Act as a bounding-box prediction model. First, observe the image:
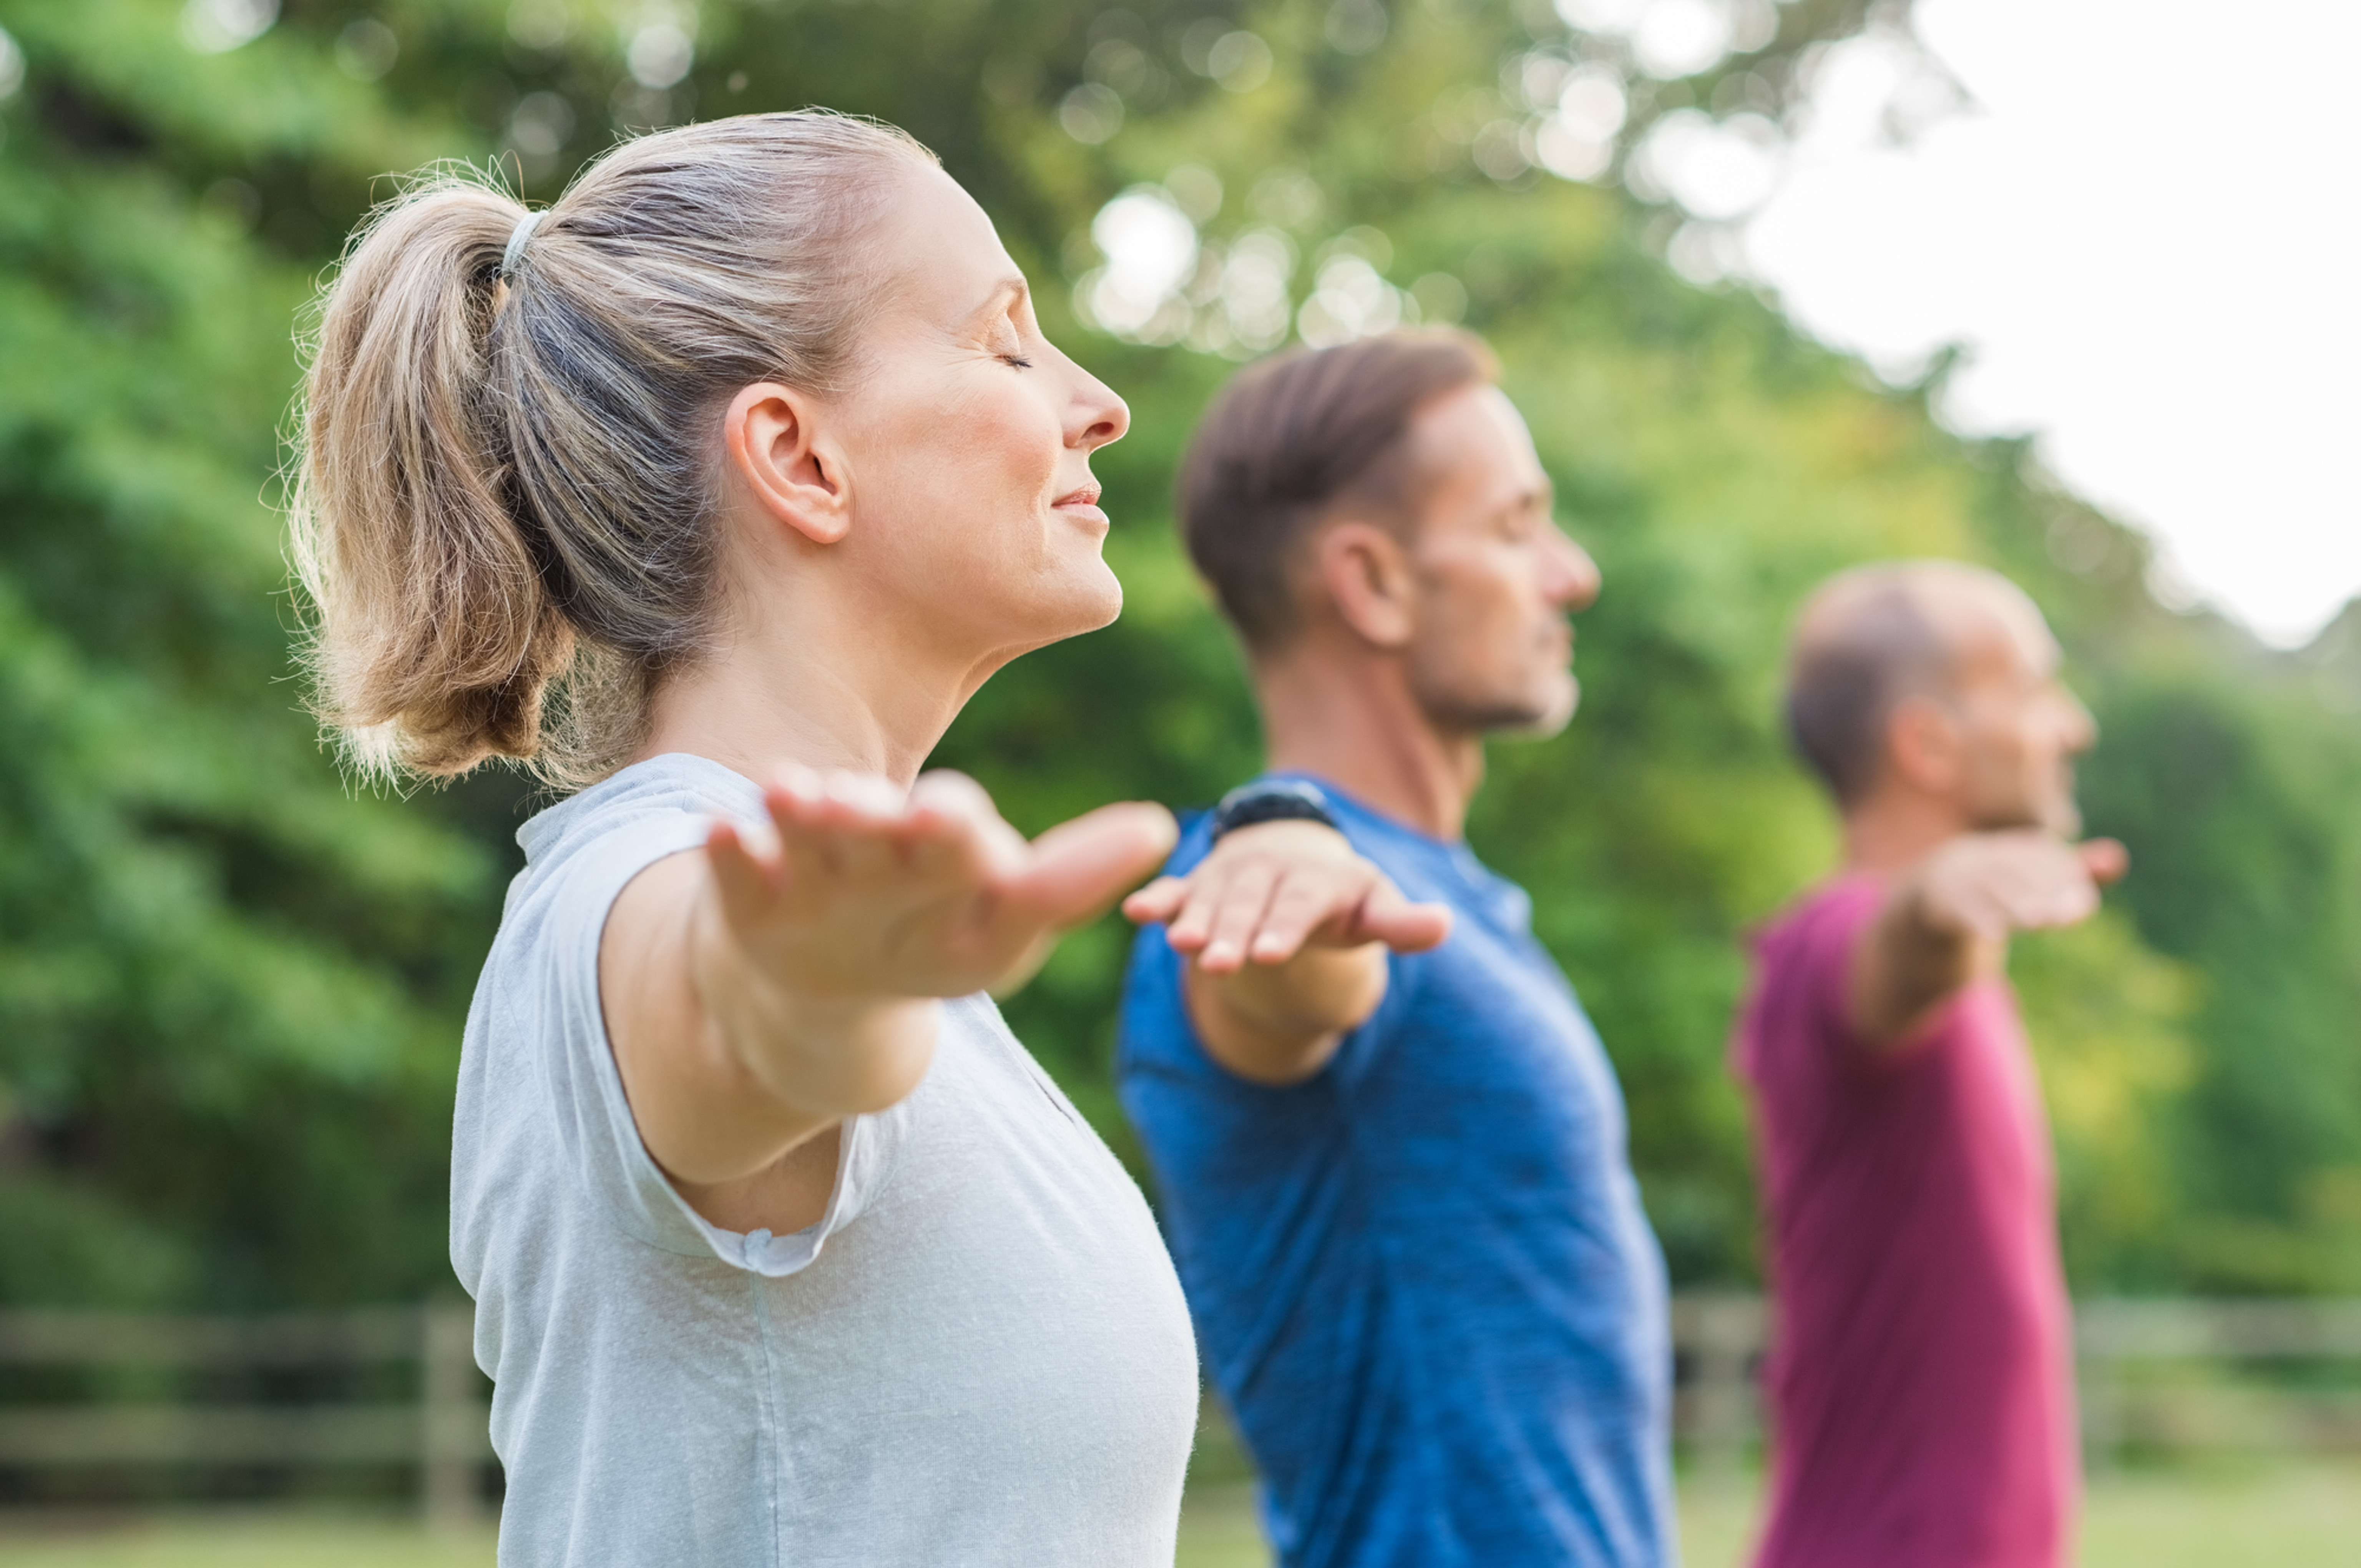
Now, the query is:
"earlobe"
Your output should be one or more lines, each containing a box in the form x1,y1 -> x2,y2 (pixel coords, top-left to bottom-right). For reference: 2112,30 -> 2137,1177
724,382 -> 852,547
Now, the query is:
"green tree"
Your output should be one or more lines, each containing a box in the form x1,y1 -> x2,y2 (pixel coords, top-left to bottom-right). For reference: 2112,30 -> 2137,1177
0,0 -> 496,1303
0,0 -> 2351,1310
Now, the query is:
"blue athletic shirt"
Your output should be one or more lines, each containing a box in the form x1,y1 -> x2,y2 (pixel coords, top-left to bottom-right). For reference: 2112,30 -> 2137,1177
1117,776 -> 1675,1568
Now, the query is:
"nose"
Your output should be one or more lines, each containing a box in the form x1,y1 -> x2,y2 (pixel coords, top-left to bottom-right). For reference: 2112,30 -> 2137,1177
1547,527 -> 1601,612
2061,688 -> 2097,753
1067,359 -> 1130,452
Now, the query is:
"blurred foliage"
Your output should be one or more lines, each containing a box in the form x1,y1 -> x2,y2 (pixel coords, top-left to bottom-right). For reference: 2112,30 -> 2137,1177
0,0 -> 2352,1308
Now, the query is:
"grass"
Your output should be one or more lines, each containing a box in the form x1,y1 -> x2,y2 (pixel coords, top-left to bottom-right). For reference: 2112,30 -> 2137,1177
0,1465 -> 2353,1566
1674,1462 -> 2361,1568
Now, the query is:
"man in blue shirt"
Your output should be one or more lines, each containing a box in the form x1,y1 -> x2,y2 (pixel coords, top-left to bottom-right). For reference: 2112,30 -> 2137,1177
1118,331 -> 1673,1568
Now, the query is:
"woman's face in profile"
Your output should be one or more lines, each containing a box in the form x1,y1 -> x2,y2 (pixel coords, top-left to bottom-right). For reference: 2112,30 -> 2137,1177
827,163 -> 1132,669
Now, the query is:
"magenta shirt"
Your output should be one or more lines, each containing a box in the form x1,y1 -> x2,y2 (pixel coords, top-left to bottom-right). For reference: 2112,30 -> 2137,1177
1732,876 -> 2076,1568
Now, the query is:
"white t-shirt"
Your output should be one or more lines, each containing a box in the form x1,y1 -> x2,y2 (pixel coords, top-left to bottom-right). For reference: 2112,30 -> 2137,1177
450,754 -> 1200,1566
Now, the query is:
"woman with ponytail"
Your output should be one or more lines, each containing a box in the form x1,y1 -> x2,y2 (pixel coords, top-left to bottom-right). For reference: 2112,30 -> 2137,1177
291,115 -> 1198,1564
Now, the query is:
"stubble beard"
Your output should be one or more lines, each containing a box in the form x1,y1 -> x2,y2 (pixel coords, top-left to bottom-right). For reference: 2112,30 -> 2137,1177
1966,770 -> 2082,839
1410,664 -> 1580,741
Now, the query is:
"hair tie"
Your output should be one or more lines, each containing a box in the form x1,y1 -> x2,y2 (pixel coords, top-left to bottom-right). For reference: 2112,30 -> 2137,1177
501,210 -> 543,279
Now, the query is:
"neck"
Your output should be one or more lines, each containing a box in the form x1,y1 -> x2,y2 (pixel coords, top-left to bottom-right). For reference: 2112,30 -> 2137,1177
1254,639 -> 1483,841
638,568 -> 996,792
1840,788 -> 1971,877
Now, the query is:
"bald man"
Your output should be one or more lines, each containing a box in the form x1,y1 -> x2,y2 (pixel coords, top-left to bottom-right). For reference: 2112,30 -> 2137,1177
1732,562 -> 2126,1568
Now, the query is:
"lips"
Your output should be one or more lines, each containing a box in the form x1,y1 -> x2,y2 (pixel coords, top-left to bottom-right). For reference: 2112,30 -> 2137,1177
1053,483 -> 1109,529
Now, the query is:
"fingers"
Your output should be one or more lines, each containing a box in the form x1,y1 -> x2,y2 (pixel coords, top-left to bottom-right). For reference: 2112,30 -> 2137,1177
1161,860 -> 1320,968
1247,875 -> 1346,966
1347,885 -> 1454,953
1195,863 -> 1281,972
704,819 -> 779,929
1127,823 -> 1449,971
2005,876 -> 2099,931
757,766 -> 1026,897
1971,839 -> 2102,932
1928,829 -> 2127,940
1160,866 -> 1230,956
907,770 -> 1029,885
1000,802 -> 1180,933
2079,837 -> 2129,884
1122,875 -> 1190,926
761,765 -> 909,888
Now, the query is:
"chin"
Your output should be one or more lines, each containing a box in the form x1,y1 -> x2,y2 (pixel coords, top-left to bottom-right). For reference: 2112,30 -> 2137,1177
1436,676 -> 1578,740
1514,674 -> 1581,739
1076,562 -> 1124,630
1503,693 -> 1577,741
1031,564 -> 1124,642
1973,801 -> 2079,837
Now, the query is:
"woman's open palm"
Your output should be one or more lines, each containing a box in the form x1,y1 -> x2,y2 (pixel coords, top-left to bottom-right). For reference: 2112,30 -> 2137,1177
706,767 -> 1177,1003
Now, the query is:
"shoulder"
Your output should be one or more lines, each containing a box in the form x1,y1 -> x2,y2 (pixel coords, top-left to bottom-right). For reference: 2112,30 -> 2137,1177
1756,875 -> 1885,972
506,755 -> 762,928
1737,876 -> 1888,1070
520,754 -> 765,879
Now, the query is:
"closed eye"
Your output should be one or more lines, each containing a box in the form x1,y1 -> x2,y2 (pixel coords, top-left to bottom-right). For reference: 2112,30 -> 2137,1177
1000,352 -> 1036,369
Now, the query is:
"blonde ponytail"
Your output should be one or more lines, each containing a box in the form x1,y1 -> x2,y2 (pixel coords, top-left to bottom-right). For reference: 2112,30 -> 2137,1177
289,114 -> 936,787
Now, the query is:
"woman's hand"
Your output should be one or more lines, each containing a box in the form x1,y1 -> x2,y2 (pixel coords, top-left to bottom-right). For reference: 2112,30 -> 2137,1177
1124,821 -> 1450,1085
706,766 -> 1174,1018
606,768 -> 1174,1204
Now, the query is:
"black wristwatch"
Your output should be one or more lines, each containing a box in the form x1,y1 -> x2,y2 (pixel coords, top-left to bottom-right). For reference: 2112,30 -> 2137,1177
1209,779 -> 1340,842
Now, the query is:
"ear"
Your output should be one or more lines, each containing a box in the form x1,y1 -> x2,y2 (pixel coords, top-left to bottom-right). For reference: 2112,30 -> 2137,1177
1884,694 -> 1964,796
723,382 -> 852,546
1312,521 -> 1419,650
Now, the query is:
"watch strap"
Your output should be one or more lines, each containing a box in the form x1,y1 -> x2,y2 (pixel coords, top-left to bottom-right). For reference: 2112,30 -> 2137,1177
1209,779 -> 1340,841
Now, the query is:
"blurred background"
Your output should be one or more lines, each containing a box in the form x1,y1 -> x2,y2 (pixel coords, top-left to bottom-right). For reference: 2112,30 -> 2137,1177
0,0 -> 2354,1562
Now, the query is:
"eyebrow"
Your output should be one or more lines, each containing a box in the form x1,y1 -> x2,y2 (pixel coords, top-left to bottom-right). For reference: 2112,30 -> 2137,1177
1501,482 -> 1553,517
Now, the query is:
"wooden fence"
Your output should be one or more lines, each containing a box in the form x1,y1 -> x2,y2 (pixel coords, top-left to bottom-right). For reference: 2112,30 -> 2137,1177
2075,1297 -> 2361,1468
1,1294 -> 2354,1517
0,1302 -> 490,1524
1674,1293 -> 2361,1471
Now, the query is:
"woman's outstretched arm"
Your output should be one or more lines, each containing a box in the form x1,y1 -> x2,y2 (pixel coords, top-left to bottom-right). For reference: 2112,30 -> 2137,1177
601,766 -> 1175,1230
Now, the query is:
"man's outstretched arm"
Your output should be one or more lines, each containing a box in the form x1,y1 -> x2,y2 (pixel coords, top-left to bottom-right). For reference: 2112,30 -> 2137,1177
1850,830 -> 2128,1045
1123,821 -> 1452,1085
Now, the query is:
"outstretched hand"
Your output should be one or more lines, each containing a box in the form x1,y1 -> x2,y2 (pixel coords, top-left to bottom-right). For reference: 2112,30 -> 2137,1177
1853,829 -> 2129,1045
1121,819 -> 1452,970
606,766 -> 1174,1208
1120,819 -> 1450,1086
1914,831 -> 2128,943
706,766 -> 1179,1008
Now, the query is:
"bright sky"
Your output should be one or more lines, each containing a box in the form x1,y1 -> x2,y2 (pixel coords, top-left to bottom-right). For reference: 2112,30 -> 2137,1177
1732,0 -> 2361,647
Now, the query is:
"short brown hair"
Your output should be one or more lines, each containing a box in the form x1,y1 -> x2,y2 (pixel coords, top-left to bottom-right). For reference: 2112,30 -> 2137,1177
1176,329 -> 1497,649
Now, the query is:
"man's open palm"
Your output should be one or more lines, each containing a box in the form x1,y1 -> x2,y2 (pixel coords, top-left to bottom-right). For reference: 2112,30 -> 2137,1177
1122,819 -> 1451,972
1918,831 -> 2128,943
